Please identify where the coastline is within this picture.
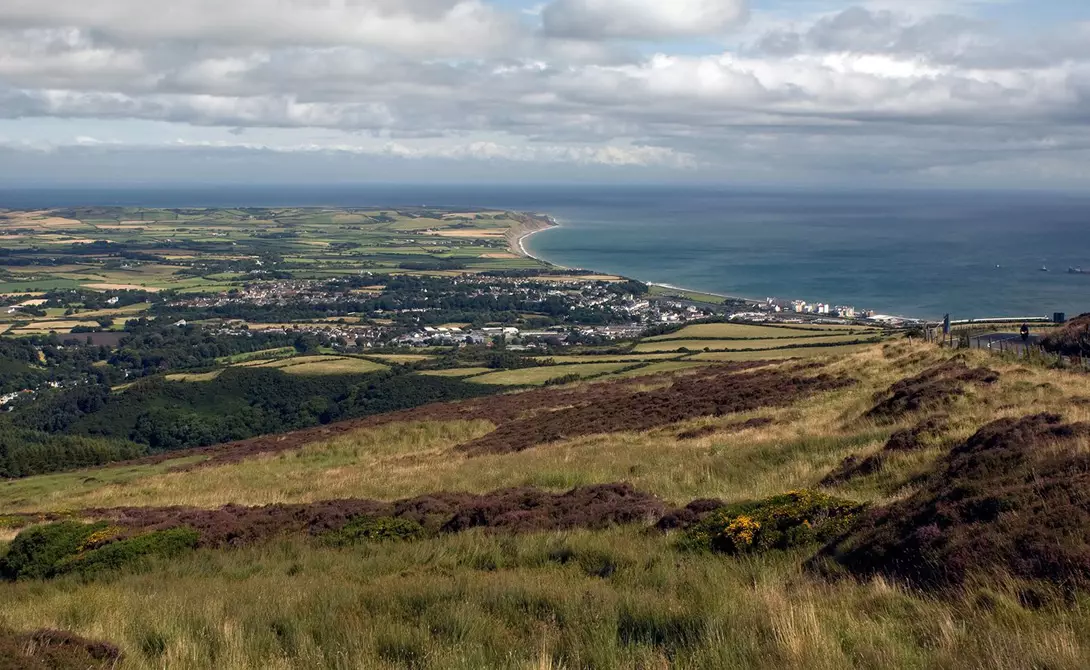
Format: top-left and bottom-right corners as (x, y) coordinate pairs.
(509, 210), (927, 324)
(507, 213), (560, 262)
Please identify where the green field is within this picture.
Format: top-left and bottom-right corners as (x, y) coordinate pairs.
(689, 344), (875, 362)
(635, 333), (881, 353)
(418, 367), (493, 378)
(613, 361), (709, 378)
(647, 322), (875, 341)
(471, 363), (634, 386)
(279, 358), (389, 376)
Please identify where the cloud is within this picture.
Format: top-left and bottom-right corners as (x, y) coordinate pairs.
(541, 0), (748, 40)
(0, 0), (518, 58)
(0, 1), (1088, 186)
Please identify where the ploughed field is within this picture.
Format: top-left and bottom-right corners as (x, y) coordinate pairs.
(7, 341), (1090, 669)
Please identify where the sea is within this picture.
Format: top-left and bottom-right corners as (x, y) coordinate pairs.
(2, 184), (1089, 321)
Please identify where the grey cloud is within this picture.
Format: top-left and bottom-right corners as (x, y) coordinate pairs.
(542, 0), (748, 40)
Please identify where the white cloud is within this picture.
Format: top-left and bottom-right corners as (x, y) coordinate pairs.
(0, 1), (1088, 186)
(0, 0), (518, 58)
(541, 0), (748, 40)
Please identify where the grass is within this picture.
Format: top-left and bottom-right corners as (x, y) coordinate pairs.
(611, 361), (710, 378)
(0, 457), (206, 513)
(278, 358), (388, 376)
(366, 354), (435, 364)
(533, 354), (683, 364)
(7, 342), (1090, 667)
(4, 530), (1090, 670)
(470, 363), (634, 386)
(214, 348), (296, 365)
(646, 323), (870, 341)
(634, 334), (879, 353)
(688, 344), (875, 362)
(164, 371), (223, 383)
(419, 367), (494, 378)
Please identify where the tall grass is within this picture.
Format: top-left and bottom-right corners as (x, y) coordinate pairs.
(3, 529), (1090, 669)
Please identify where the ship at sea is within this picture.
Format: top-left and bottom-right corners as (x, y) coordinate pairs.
(1069, 267), (1089, 275)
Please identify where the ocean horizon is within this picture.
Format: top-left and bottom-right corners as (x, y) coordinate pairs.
(2, 184), (1089, 320)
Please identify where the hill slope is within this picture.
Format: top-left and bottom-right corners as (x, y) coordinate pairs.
(3, 341), (1090, 669)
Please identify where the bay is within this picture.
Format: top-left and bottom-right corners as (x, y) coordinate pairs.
(2, 184), (1088, 320)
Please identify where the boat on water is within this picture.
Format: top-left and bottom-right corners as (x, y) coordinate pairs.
(1040, 265), (1049, 272)
(1070, 267), (1088, 275)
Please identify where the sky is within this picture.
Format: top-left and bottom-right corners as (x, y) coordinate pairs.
(0, 0), (1088, 188)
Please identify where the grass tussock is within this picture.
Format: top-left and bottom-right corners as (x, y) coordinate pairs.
(3, 530), (1090, 669)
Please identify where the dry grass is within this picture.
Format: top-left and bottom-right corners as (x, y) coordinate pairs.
(164, 371), (223, 383)
(470, 363), (633, 386)
(419, 367), (493, 377)
(279, 359), (388, 376)
(690, 345), (873, 362)
(3, 530), (1090, 670)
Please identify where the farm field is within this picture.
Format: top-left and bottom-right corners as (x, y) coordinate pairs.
(279, 358), (388, 376)
(633, 333), (882, 353)
(646, 322), (879, 341)
(0, 206), (557, 338)
(470, 362), (634, 385)
(689, 344), (876, 362)
(612, 361), (709, 378)
(418, 367), (493, 377)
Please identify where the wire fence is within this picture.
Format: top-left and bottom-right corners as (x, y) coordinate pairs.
(921, 325), (1090, 371)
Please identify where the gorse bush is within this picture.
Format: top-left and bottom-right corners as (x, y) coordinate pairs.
(321, 517), (425, 547)
(59, 528), (200, 576)
(0, 521), (109, 581)
(0, 521), (200, 581)
(680, 490), (865, 555)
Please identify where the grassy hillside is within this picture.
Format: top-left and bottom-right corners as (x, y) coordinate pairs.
(4, 341), (1090, 668)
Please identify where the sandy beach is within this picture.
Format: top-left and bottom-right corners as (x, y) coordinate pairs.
(507, 214), (558, 260)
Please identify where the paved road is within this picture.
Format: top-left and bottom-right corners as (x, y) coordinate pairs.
(969, 332), (1041, 354)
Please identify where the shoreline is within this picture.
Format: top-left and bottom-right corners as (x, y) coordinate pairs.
(508, 213), (560, 263)
(510, 211), (930, 324)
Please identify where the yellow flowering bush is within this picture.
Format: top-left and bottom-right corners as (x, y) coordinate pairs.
(680, 490), (865, 555)
(78, 526), (123, 552)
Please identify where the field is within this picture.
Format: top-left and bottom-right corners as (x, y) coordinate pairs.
(689, 344), (878, 362)
(470, 362), (635, 386)
(633, 333), (880, 353)
(6, 342), (1090, 668)
(646, 322), (880, 341)
(237, 356), (388, 376)
(419, 367), (493, 377)
(0, 206), (555, 338)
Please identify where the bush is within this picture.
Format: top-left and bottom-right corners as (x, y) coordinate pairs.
(0, 521), (199, 581)
(679, 490), (865, 555)
(0, 521), (109, 581)
(59, 527), (200, 576)
(321, 517), (425, 547)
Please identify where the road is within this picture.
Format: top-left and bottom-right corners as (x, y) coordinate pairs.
(969, 332), (1041, 354)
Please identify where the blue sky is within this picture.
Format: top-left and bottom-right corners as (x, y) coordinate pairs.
(0, 0), (1087, 188)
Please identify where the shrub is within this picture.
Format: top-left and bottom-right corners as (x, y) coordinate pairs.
(814, 414), (1090, 590)
(321, 517), (425, 547)
(0, 522), (199, 581)
(679, 490), (865, 555)
(0, 627), (122, 669)
(0, 521), (109, 581)
(59, 527), (200, 576)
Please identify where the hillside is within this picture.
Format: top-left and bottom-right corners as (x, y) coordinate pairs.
(4, 340), (1090, 668)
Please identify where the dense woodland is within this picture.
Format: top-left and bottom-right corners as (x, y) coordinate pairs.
(0, 368), (499, 478)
